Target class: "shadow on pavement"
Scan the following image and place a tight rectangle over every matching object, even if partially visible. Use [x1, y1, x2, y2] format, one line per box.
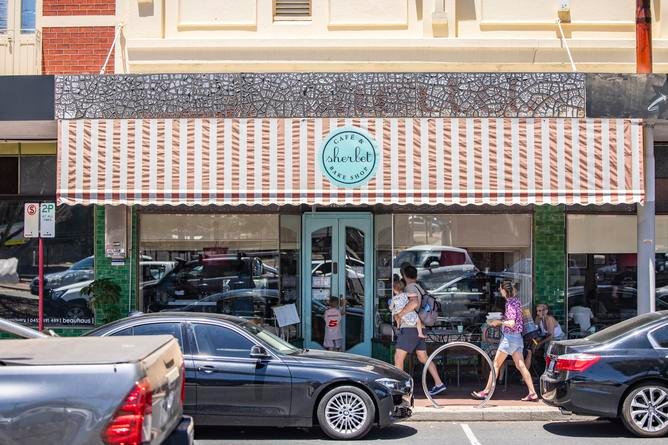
[195, 424, 419, 441]
[543, 420, 635, 438]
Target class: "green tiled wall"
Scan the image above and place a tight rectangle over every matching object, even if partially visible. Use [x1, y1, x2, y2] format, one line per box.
[533, 205, 567, 322]
[93, 206, 138, 325]
[372, 339, 395, 364]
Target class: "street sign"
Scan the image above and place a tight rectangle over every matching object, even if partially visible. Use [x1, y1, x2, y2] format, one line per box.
[24, 203, 40, 238]
[40, 203, 56, 238]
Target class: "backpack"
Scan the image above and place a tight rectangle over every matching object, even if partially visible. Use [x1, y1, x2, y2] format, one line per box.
[415, 284, 440, 327]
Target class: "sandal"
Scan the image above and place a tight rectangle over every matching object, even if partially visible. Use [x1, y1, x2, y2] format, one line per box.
[521, 393, 539, 402]
[470, 390, 489, 400]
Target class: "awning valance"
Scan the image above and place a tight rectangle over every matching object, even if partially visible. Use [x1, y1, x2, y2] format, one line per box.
[57, 118, 643, 207]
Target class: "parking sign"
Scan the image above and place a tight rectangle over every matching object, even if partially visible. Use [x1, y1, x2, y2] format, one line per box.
[40, 203, 56, 238]
[24, 203, 40, 238]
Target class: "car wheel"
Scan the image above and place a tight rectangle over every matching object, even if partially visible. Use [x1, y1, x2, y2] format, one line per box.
[64, 303, 93, 319]
[621, 384, 668, 438]
[317, 385, 375, 440]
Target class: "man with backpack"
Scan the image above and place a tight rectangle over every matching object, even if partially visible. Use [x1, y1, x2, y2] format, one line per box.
[394, 264, 447, 397]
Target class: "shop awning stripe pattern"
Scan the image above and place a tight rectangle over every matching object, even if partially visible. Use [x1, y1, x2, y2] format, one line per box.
[57, 118, 643, 206]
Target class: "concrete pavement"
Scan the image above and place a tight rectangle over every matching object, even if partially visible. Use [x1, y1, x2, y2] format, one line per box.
[411, 385, 595, 422]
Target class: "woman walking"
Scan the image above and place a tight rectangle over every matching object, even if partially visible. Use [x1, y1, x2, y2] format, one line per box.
[471, 279, 538, 402]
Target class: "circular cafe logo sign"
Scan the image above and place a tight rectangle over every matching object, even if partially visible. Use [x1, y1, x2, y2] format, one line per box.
[319, 127, 379, 188]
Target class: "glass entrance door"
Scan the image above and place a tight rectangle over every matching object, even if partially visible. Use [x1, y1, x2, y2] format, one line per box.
[302, 213, 373, 356]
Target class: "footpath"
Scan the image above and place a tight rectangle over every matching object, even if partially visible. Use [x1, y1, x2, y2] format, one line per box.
[411, 386, 595, 422]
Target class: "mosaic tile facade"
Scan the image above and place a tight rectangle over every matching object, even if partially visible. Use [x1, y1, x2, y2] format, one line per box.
[55, 72, 585, 119]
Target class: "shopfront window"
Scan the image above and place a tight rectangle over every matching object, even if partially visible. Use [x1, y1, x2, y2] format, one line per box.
[0, 201, 94, 327]
[655, 216, 668, 311]
[138, 213, 300, 339]
[567, 215, 638, 338]
[375, 213, 532, 339]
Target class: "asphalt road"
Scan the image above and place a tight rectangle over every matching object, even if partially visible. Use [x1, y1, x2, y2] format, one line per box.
[194, 420, 663, 444]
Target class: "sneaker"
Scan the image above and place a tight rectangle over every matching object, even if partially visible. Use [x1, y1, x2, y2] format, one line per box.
[428, 383, 447, 396]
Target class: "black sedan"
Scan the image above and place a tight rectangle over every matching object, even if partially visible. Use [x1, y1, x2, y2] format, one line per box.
[86, 312, 412, 440]
[541, 310, 668, 438]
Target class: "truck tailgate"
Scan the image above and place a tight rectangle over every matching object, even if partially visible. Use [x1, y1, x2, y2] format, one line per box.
[137, 337, 185, 445]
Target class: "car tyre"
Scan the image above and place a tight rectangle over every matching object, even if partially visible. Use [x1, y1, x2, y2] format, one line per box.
[620, 383, 668, 438]
[64, 303, 93, 319]
[317, 385, 375, 440]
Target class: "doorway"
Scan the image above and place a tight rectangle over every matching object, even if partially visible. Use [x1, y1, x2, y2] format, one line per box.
[302, 213, 373, 356]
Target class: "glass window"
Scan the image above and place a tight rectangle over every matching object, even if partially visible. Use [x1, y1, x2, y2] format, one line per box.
[0, 0, 7, 32]
[0, 201, 94, 328]
[0, 157, 18, 194]
[20, 0, 35, 34]
[20, 156, 57, 195]
[192, 323, 254, 358]
[567, 215, 638, 338]
[139, 213, 299, 342]
[110, 327, 133, 336]
[586, 312, 663, 343]
[650, 324, 668, 348]
[375, 214, 532, 338]
[655, 216, 668, 311]
[133, 322, 183, 346]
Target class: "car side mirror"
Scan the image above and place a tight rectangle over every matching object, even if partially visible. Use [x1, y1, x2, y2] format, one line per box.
[250, 345, 269, 359]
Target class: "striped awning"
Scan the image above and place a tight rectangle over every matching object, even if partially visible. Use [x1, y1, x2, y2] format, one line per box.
[57, 118, 643, 206]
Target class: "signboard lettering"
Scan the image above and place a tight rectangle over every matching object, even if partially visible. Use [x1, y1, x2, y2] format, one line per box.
[319, 127, 379, 188]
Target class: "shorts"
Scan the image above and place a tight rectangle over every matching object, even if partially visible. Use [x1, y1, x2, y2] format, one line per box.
[498, 332, 524, 355]
[396, 328, 427, 353]
[324, 338, 342, 349]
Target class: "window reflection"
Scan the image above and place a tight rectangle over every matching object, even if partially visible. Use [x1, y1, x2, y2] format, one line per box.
[375, 213, 532, 339]
[139, 213, 299, 340]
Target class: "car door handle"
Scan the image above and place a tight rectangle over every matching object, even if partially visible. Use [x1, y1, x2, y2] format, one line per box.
[198, 365, 216, 374]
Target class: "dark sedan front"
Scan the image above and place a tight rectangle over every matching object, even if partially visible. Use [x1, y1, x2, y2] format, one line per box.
[87, 312, 412, 440]
[540, 311, 668, 438]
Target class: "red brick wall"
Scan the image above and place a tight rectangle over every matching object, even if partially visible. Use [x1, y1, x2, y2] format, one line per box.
[43, 0, 115, 16]
[42, 27, 116, 74]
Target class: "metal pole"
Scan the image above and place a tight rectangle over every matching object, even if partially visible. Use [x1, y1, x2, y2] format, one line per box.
[636, 1, 655, 314]
[38, 236, 44, 331]
[638, 123, 656, 314]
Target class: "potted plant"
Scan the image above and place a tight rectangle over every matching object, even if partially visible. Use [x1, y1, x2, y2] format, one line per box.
[81, 278, 122, 324]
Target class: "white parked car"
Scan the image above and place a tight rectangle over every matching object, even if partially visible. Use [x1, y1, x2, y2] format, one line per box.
[393, 245, 475, 276]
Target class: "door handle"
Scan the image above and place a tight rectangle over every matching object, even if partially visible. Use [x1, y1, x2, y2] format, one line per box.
[332, 262, 338, 274]
[198, 365, 216, 374]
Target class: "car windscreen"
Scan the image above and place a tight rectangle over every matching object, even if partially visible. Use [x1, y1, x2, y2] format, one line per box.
[586, 312, 664, 343]
[70, 257, 93, 270]
[239, 322, 300, 354]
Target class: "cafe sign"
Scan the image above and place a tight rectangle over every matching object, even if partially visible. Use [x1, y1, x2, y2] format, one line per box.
[319, 127, 379, 188]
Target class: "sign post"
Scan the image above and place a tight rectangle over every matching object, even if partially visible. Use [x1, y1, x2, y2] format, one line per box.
[24, 203, 56, 332]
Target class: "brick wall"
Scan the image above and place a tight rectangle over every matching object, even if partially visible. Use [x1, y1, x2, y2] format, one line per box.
[43, 0, 115, 16]
[533, 205, 567, 323]
[94, 206, 138, 325]
[42, 26, 115, 74]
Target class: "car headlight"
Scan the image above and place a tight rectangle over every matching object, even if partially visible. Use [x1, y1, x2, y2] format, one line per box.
[376, 378, 403, 391]
[48, 277, 62, 287]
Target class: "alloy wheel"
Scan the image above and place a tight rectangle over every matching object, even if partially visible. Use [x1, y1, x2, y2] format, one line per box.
[324, 391, 368, 435]
[629, 386, 668, 433]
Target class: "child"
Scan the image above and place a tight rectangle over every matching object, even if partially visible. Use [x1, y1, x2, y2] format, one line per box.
[390, 274, 425, 339]
[323, 296, 343, 351]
